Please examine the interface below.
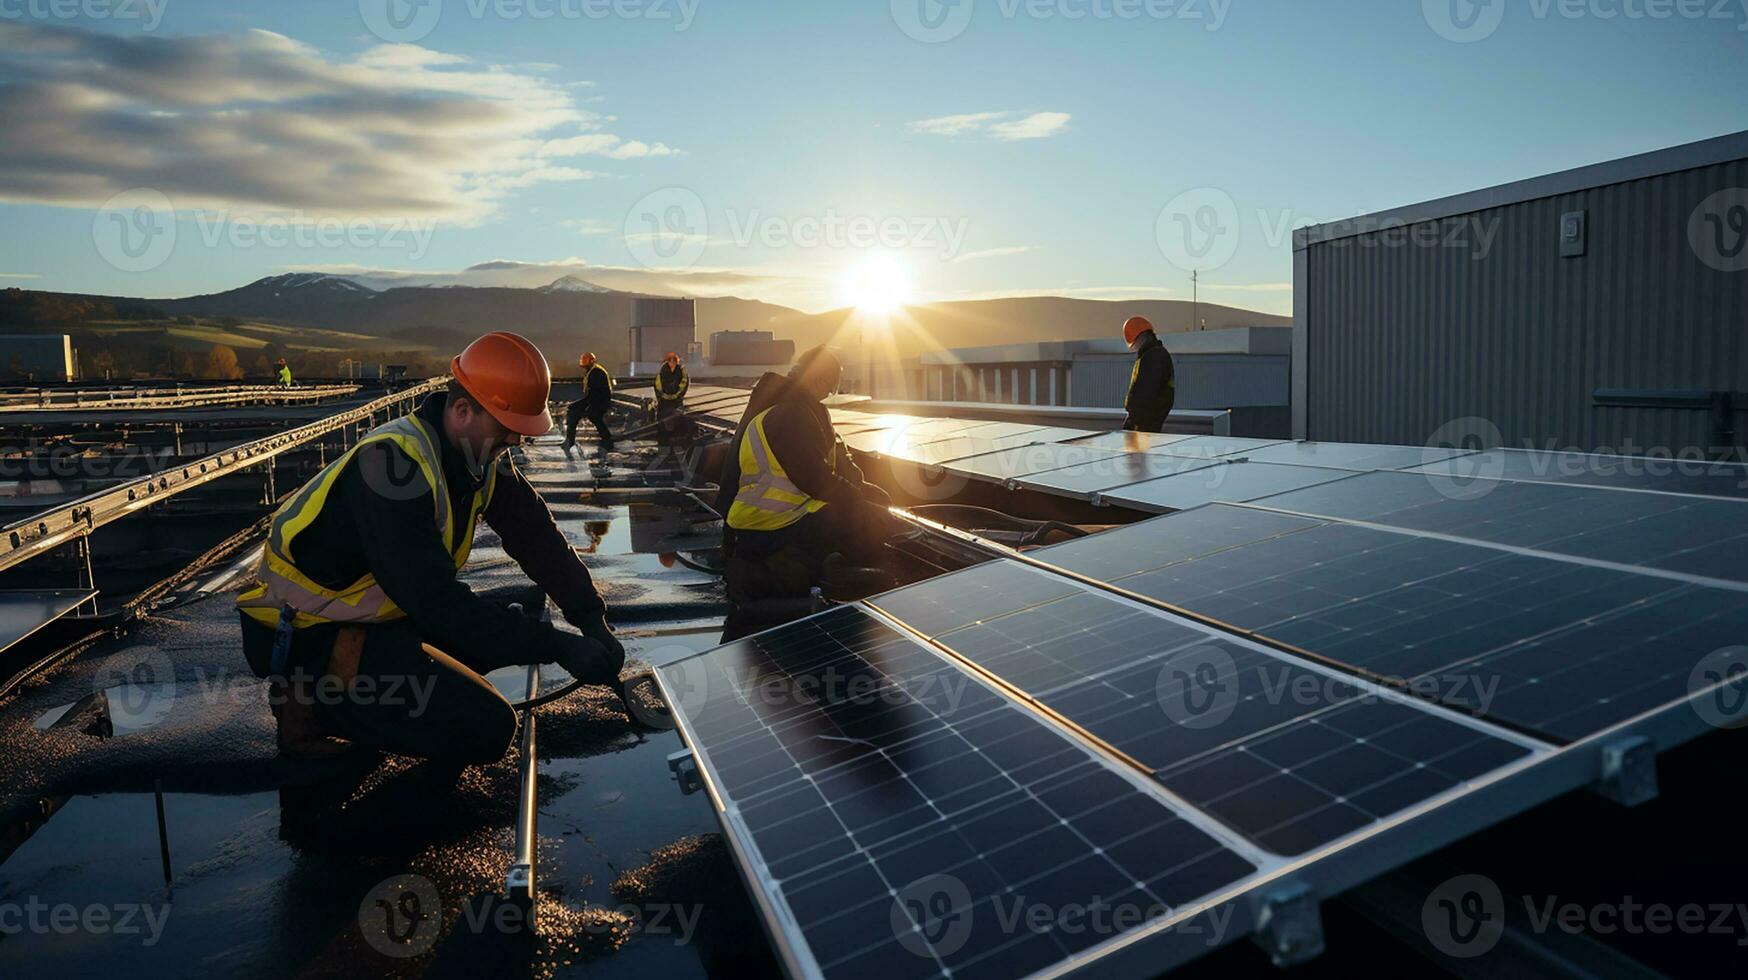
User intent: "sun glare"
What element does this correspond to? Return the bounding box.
[841,255,914,313]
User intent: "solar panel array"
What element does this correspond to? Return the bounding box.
[636,388,1748,977]
[661,604,1262,980]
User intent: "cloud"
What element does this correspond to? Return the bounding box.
[909,110,1071,141]
[560,218,615,236]
[951,246,1034,264]
[0,272,41,279]
[0,23,675,223]
[988,112,1071,141]
[908,112,1008,137]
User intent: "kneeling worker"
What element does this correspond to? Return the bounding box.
[237,332,627,762]
[715,347,904,637]
[655,351,689,420]
[563,352,614,454]
[1121,315,1175,433]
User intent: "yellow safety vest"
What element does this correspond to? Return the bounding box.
[726,407,831,532]
[657,367,688,402]
[237,413,498,629]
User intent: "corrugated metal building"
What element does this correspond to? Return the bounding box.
[1293,130,1748,461]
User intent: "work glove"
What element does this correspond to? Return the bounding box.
[550,629,622,686]
[577,614,626,671]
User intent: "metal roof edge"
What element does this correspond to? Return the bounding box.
[1293,129,1748,250]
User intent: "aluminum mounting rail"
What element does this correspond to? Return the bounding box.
[0,383,363,412]
[0,377,447,574]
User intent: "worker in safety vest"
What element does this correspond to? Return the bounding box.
[276,358,293,386]
[714,347,902,605]
[563,352,614,455]
[1121,316,1175,433]
[654,352,688,420]
[237,332,626,761]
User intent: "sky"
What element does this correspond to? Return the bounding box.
[1,0,1745,314]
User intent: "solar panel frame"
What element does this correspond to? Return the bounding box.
[1255,469,1748,585]
[936,444,1134,486]
[653,603,1276,980]
[1239,441,1480,474]
[1011,451,1226,500]
[1025,502,1748,745]
[1402,447,1748,499]
[1063,431,1202,453]
[661,574,1743,978]
[1097,461,1364,513]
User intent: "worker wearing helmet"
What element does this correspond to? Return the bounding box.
[1121,316,1175,433]
[714,346,904,640]
[237,332,626,761]
[276,357,292,387]
[654,352,689,421]
[563,352,614,455]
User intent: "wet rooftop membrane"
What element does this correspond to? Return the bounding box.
[0,437,778,978]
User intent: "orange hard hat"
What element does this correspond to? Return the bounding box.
[579,352,597,368]
[276,357,287,365]
[451,332,554,436]
[664,351,680,365]
[1123,316,1154,347]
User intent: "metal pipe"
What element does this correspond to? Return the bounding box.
[506,661,540,925]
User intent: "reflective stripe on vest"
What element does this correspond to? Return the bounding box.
[236,413,498,629]
[726,407,829,532]
[657,368,687,402]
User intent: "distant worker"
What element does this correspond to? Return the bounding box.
[1121,315,1175,433]
[276,358,293,386]
[654,351,689,420]
[237,332,626,762]
[563,352,614,455]
[715,346,904,640]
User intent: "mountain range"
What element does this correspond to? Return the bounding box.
[3,273,1290,370]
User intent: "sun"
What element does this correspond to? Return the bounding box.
[841,255,914,313]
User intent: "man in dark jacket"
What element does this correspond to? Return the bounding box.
[563,352,614,454]
[1121,315,1175,432]
[238,332,626,762]
[714,348,902,627]
[654,352,689,420]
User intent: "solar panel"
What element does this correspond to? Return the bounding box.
[1098,462,1362,513]
[1258,470,1748,584]
[1029,503,1748,743]
[869,562,1542,855]
[657,604,1260,979]
[1241,441,1479,473]
[1014,452,1223,500]
[940,445,1131,485]
[1065,431,1201,453]
[1404,448,1748,499]
[1145,435,1290,460]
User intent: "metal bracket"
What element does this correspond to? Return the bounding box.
[668,748,703,796]
[1591,735,1658,807]
[1251,882,1324,968]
